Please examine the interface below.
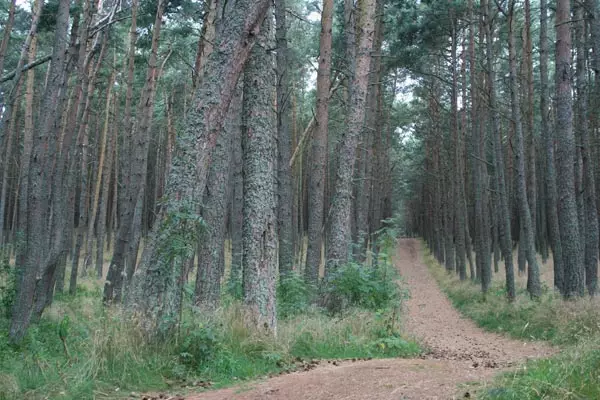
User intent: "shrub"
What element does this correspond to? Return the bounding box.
[277,271,311,318]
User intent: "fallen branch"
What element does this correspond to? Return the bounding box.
[0,54,51,83]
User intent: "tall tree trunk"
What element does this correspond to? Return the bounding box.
[104,0,166,303]
[540,0,563,292]
[275,0,294,275]
[326,0,376,270]
[194,83,241,307]
[10,0,71,342]
[524,0,537,265]
[575,4,598,296]
[103,0,138,302]
[127,0,272,335]
[0,0,42,242]
[0,0,16,79]
[485,0,514,299]
[470,0,490,289]
[69,2,103,294]
[306,0,334,285]
[95,73,117,279]
[242,14,277,333]
[508,0,540,298]
[556,0,584,297]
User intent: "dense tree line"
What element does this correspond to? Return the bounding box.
[0,0,397,342]
[3,0,596,344]
[402,0,600,301]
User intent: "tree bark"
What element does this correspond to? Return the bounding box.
[326,0,376,270]
[242,14,277,333]
[484,0,515,299]
[127,0,272,335]
[540,0,564,293]
[10,0,71,342]
[275,0,294,275]
[555,0,584,297]
[194,83,241,307]
[306,0,334,285]
[508,0,540,298]
[575,4,598,296]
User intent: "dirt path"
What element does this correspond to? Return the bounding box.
[181,239,554,400]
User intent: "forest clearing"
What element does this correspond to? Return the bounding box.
[2,0,600,398]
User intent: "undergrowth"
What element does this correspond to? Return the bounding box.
[0,232,419,399]
[421,244,600,400]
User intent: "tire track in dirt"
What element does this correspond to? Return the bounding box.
[173,239,554,400]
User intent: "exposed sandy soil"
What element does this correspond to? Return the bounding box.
[164,239,555,400]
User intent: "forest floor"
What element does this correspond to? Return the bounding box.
[179,239,555,400]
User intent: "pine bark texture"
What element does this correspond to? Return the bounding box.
[275,0,294,275]
[242,14,278,333]
[127,0,272,335]
[326,0,376,269]
[555,0,584,297]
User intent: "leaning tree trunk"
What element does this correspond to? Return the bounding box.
[242,14,277,333]
[194,83,241,308]
[127,0,272,336]
[306,0,334,286]
[10,0,70,343]
[326,0,376,270]
[555,0,584,298]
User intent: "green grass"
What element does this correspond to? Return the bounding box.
[422,247,600,345]
[0,240,419,400]
[421,244,600,400]
[480,339,600,400]
[0,293,419,399]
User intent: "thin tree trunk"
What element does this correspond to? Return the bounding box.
[486,0,515,298]
[508,0,540,298]
[306,0,334,285]
[541,0,563,293]
[95,72,117,279]
[276,0,294,275]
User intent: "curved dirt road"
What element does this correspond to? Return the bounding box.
[183,239,553,400]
